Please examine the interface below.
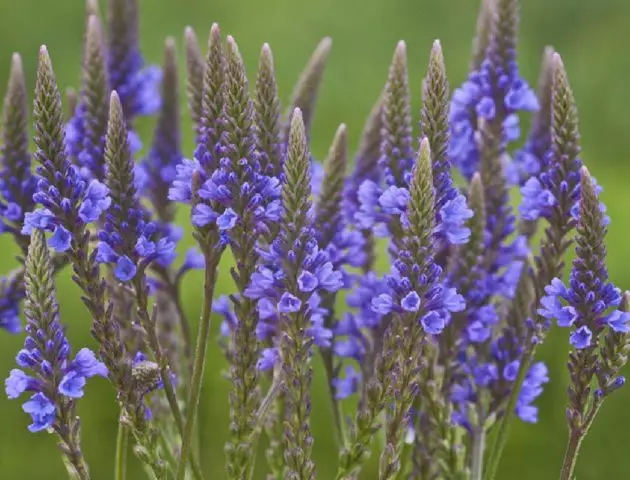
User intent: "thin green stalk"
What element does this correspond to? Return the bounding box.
[133,277,205,480]
[483,343,535,480]
[471,425,486,480]
[559,403,602,480]
[176,257,218,480]
[114,419,129,480]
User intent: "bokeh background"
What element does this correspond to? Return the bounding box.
[1,0,629,478]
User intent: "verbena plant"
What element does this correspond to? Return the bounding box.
[1,0,628,479]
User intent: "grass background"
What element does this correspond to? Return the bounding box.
[1,0,630,478]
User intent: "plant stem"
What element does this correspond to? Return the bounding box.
[114,420,129,480]
[471,425,486,480]
[559,402,602,480]
[176,257,218,480]
[559,429,583,480]
[133,276,205,480]
[483,343,535,480]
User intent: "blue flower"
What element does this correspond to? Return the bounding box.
[278,292,302,314]
[519,177,556,221]
[570,326,592,349]
[332,366,361,399]
[257,348,280,371]
[401,291,421,312]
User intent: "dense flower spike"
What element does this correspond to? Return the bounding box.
[377,139,465,479]
[98,92,175,281]
[184,26,205,136]
[245,109,342,479]
[380,41,414,188]
[344,92,383,271]
[284,37,333,137]
[25,46,111,253]
[5,230,106,478]
[66,14,110,182]
[107,0,161,121]
[483,52,585,480]
[255,44,283,177]
[141,38,183,223]
[2,3,630,480]
[512,47,555,188]
[450,0,538,182]
[538,168,629,479]
[0,53,36,253]
[215,35,282,480]
[169,24,224,209]
[420,40,472,246]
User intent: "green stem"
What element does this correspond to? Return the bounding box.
[133,276,205,480]
[483,343,535,480]
[471,425,486,480]
[114,420,129,480]
[559,403,602,480]
[176,257,218,480]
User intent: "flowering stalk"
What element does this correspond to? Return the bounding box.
[184,26,205,136]
[171,23,227,480]
[0,53,36,255]
[484,53,583,480]
[315,123,348,444]
[5,230,107,479]
[284,37,332,138]
[547,168,630,479]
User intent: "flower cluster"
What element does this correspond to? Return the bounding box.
[1,1,629,480]
[96,92,176,282]
[5,231,107,433]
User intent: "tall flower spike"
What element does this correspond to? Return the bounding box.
[5,230,107,478]
[277,109,318,479]
[314,123,349,438]
[99,91,175,281]
[67,14,111,182]
[255,43,283,177]
[514,47,555,189]
[381,41,414,187]
[219,35,280,480]
[168,24,225,210]
[184,26,204,136]
[470,0,494,71]
[345,92,383,272]
[378,138,465,479]
[450,0,538,181]
[485,52,584,480]
[107,0,161,121]
[141,38,182,223]
[522,53,582,331]
[284,37,332,137]
[25,46,111,253]
[537,167,629,479]
[1,53,36,253]
[421,40,472,247]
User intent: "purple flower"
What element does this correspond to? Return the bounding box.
[401,291,421,312]
[570,326,592,349]
[278,292,302,314]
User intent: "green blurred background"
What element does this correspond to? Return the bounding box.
[1,0,630,478]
